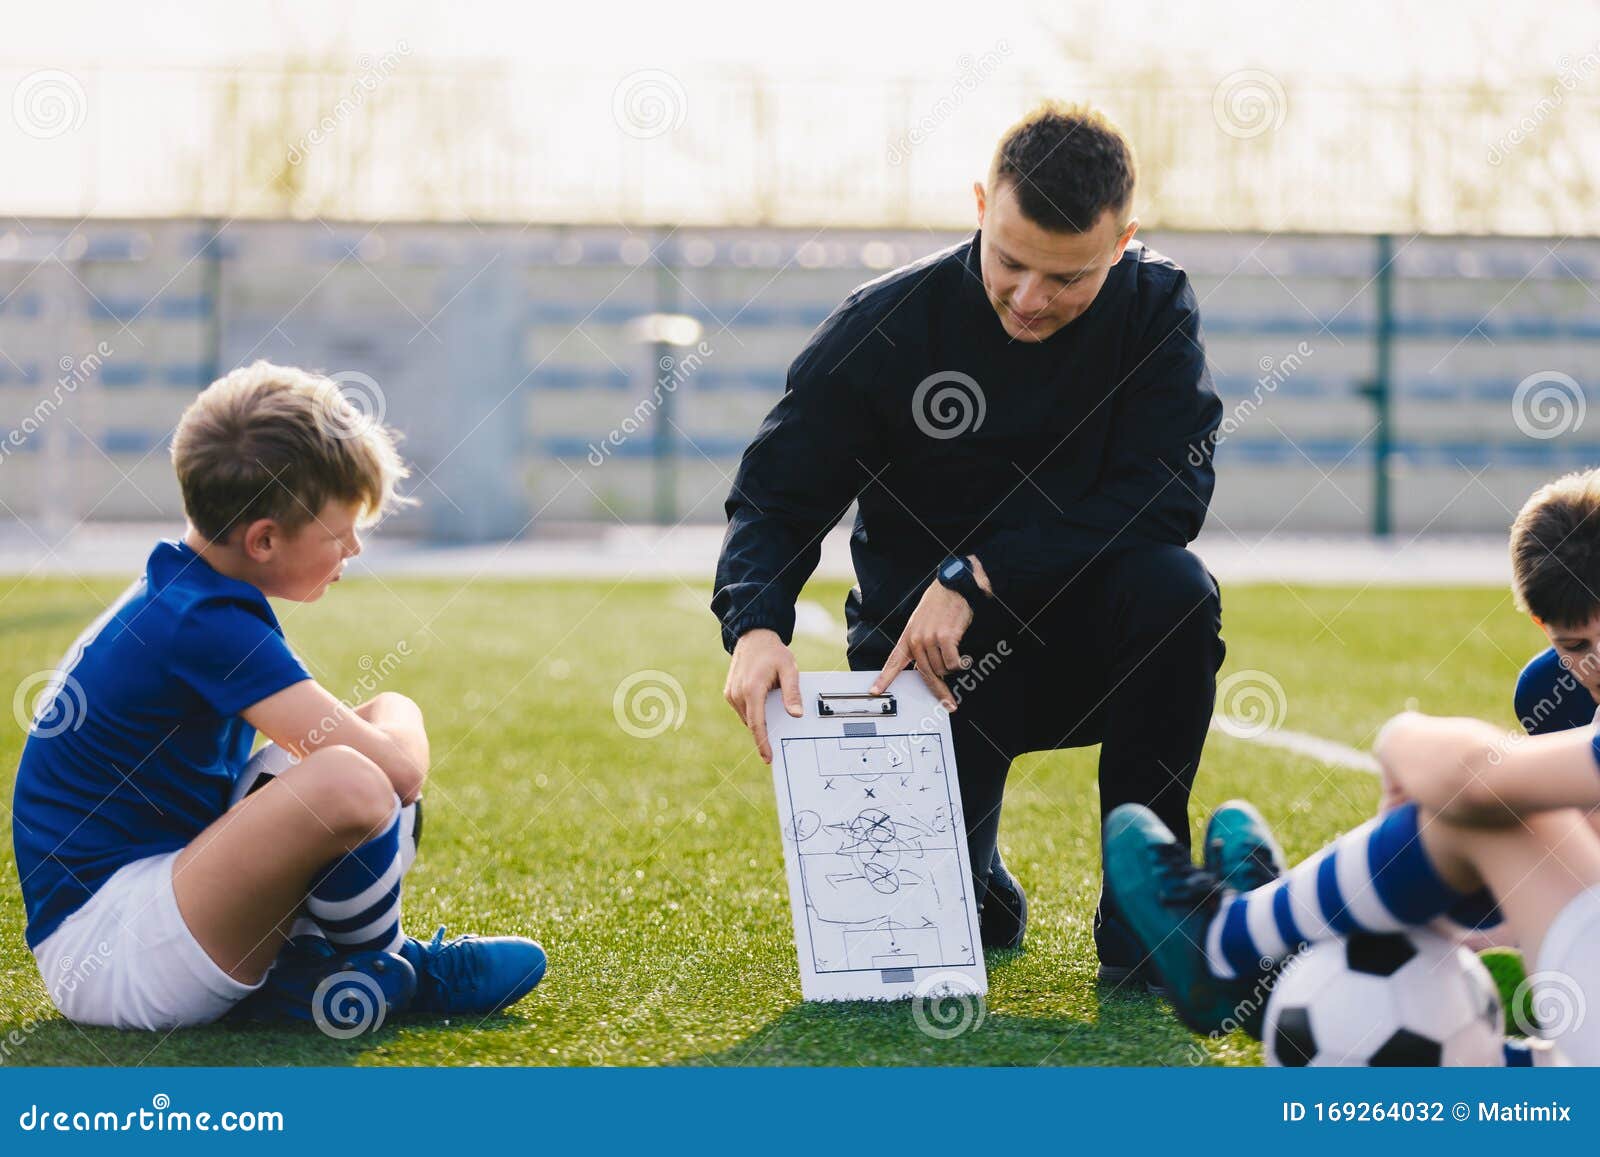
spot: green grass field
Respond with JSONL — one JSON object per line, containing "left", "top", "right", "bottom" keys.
{"left": 0, "top": 572, "right": 1547, "bottom": 1066}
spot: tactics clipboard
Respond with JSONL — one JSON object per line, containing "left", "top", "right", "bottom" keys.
{"left": 765, "top": 670, "right": 987, "bottom": 1001}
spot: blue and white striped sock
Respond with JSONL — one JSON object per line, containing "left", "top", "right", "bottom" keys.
{"left": 305, "top": 797, "right": 405, "bottom": 954}
{"left": 1205, "top": 803, "right": 1466, "bottom": 979}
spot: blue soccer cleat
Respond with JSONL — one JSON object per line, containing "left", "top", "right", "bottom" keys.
{"left": 398, "top": 926, "right": 548, "bottom": 1016}
{"left": 226, "top": 934, "right": 416, "bottom": 1031}
{"left": 1204, "top": 800, "right": 1287, "bottom": 896}
{"left": 1103, "top": 804, "right": 1264, "bottom": 1036}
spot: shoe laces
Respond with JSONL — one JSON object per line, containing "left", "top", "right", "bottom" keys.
{"left": 1233, "top": 844, "right": 1281, "bottom": 891}
{"left": 1149, "top": 842, "right": 1221, "bottom": 909}
{"left": 415, "top": 926, "right": 483, "bottom": 993}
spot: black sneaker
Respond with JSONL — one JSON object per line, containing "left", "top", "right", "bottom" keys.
{"left": 978, "top": 854, "right": 1027, "bottom": 950}
{"left": 1095, "top": 892, "right": 1168, "bottom": 995}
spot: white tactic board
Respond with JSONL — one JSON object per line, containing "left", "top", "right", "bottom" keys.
{"left": 766, "top": 671, "right": 987, "bottom": 1001}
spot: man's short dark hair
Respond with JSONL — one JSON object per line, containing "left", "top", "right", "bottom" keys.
{"left": 988, "top": 101, "right": 1136, "bottom": 233}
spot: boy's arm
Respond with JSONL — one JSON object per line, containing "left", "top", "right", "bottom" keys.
{"left": 352, "top": 693, "right": 429, "bottom": 776}
{"left": 243, "top": 681, "right": 428, "bottom": 804}
{"left": 1375, "top": 710, "right": 1600, "bottom": 824}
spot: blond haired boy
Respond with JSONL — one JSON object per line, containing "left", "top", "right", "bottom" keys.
{"left": 13, "top": 362, "right": 545, "bottom": 1030}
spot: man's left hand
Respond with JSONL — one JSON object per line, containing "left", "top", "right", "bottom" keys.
{"left": 869, "top": 557, "right": 991, "bottom": 710}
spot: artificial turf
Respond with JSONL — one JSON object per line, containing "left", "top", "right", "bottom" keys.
{"left": 0, "top": 573, "right": 1546, "bottom": 1066}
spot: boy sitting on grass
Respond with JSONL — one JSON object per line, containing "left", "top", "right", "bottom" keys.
{"left": 1103, "top": 712, "right": 1600, "bottom": 1064}
{"left": 1100, "top": 471, "right": 1600, "bottom": 1063}
{"left": 12, "top": 361, "right": 546, "bottom": 1031}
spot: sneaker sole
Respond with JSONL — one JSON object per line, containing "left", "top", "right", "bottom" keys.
{"left": 1095, "top": 962, "right": 1169, "bottom": 996}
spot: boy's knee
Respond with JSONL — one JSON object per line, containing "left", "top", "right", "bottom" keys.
{"left": 299, "top": 748, "right": 398, "bottom": 838}
{"left": 375, "top": 690, "right": 424, "bottom": 719}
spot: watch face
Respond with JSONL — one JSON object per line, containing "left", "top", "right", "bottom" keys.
{"left": 940, "top": 560, "right": 964, "bottom": 581}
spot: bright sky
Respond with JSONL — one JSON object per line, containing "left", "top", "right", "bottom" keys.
{"left": 4, "top": 0, "right": 1599, "bottom": 227}
{"left": 4, "top": 0, "right": 1594, "bottom": 83}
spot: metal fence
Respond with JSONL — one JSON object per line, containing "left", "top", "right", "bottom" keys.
{"left": 1, "top": 218, "right": 1598, "bottom": 541}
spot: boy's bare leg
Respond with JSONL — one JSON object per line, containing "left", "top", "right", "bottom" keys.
{"left": 1418, "top": 807, "right": 1600, "bottom": 965}
{"left": 172, "top": 746, "right": 400, "bottom": 983}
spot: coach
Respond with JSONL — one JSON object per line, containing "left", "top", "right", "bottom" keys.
{"left": 713, "top": 103, "right": 1225, "bottom": 985}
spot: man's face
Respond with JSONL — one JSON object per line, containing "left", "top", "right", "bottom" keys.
{"left": 974, "top": 178, "right": 1137, "bottom": 342}
{"left": 1540, "top": 612, "right": 1600, "bottom": 702}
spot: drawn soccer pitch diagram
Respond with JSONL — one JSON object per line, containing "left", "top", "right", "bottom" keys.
{"left": 767, "top": 673, "right": 987, "bottom": 1001}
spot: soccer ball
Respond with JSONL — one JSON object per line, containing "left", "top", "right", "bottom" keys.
{"left": 1263, "top": 931, "right": 1504, "bottom": 1066}
{"left": 231, "top": 743, "right": 422, "bottom": 873}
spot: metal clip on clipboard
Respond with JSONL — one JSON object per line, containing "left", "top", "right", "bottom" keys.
{"left": 815, "top": 691, "right": 897, "bottom": 718}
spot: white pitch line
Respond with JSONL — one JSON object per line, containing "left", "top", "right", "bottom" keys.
{"left": 1212, "top": 720, "right": 1380, "bottom": 773}
{"left": 669, "top": 589, "right": 845, "bottom": 643}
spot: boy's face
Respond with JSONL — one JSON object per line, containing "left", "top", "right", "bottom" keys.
{"left": 973, "top": 178, "right": 1138, "bottom": 342}
{"left": 264, "top": 499, "right": 365, "bottom": 603}
{"left": 1540, "top": 613, "right": 1600, "bottom": 702}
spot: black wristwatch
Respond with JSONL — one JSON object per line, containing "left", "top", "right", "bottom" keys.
{"left": 935, "top": 555, "right": 986, "bottom": 606}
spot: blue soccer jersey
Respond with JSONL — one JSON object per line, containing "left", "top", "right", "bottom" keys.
{"left": 12, "top": 539, "right": 310, "bottom": 949}
{"left": 1515, "top": 647, "right": 1600, "bottom": 736}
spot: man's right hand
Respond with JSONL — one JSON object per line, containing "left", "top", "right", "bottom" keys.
{"left": 724, "top": 628, "right": 802, "bottom": 764}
